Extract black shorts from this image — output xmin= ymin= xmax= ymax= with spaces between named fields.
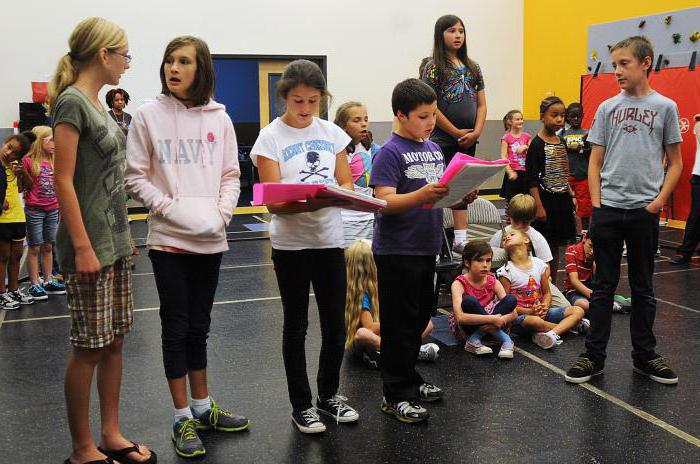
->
xmin=0 ymin=222 xmax=26 ymax=242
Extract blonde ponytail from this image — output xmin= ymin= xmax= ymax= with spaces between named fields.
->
xmin=48 ymin=17 xmax=127 ymax=114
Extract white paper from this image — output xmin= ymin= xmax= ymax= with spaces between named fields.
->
xmin=432 ymin=163 xmax=506 ymax=208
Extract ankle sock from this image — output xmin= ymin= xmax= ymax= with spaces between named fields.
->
xmin=191 ymin=396 xmax=212 ymax=417
xmin=174 ymin=406 xmax=193 ymax=425
xmin=454 ymin=229 xmax=467 ymax=245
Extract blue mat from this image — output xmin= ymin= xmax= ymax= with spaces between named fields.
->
xmin=429 ymin=314 xmax=459 ymax=346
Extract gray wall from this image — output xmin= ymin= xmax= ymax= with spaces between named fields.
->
xmin=587 ymin=6 xmax=700 ymax=73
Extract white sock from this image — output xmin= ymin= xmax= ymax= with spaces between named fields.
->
xmin=174 ymin=406 xmax=193 ymax=425
xmin=191 ymin=396 xmax=212 ymax=417
xmin=454 ymin=229 xmax=467 ymax=244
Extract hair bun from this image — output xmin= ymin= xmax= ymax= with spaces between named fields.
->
xmin=21 ymin=131 xmax=38 ymax=144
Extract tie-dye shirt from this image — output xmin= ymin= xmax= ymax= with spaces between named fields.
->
xmin=342 ymin=142 xmax=380 ymax=221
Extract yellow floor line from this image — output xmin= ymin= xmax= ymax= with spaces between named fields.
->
xmin=128 ymin=205 xmax=269 ymax=221
xmin=515 ymin=347 xmax=700 ymax=448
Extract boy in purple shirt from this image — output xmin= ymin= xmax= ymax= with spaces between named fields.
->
xmin=371 ymin=78 xmax=472 ymax=423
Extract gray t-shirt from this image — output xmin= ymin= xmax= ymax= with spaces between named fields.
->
xmin=588 ymin=91 xmax=682 ymax=209
xmin=53 ymin=87 xmax=132 ymax=272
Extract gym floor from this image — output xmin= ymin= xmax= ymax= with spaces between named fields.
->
xmin=0 ymin=208 xmax=698 ymax=463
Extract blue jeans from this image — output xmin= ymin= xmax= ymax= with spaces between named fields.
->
xmin=25 ymin=207 xmax=59 ymax=246
xmin=513 ymin=306 xmax=568 ymax=332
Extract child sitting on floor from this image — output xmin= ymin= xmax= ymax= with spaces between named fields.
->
xmin=497 ymin=230 xmax=586 ymax=349
xmin=345 ymin=239 xmax=438 ymax=369
xmin=449 ymin=240 xmax=518 ymax=359
xmin=564 ymin=234 xmax=627 ymax=313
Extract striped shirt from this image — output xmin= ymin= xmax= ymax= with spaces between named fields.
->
xmin=564 ymin=241 xmax=593 ymax=292
xmin=526 ymin=135 xmax=570 ymax=194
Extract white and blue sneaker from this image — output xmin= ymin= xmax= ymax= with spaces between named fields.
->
xmin=43 ymin=280 xmax=66 ymax=295
xmin=27 ymin=284 xmax=48 ymax=301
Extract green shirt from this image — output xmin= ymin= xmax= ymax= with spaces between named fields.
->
xmin=53 ymin=87 xmax=132 ymax=272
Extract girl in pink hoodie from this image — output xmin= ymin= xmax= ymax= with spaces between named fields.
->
xmin=125 ymin=36 xmax=247 ymax=459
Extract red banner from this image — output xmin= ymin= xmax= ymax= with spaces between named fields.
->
xmin=581 ymin=68 xmax=700 ymax=220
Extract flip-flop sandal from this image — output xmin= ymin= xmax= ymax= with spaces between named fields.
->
xmin=63 ymin=458 xmax=115 ymax=464
xmin=98 ymin=442 xmax=157 ymax=464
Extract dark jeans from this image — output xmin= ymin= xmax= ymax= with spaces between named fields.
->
xmin=149 ymin=250 xmax=223 ymax=379
xmin=585 ymin=206 xmax=659 ymax=363
xmin=677 ymin=175 xmax=700 ymax=257
xmin=461 ymin=294 xmax=517 ymax=329
xmin=271 ymin=248 xmax=346 ymax=412
xmin=375 ymin=254 xmax=435 ymax=403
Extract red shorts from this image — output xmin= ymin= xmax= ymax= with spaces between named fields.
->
xmin=570 ymin=177 xmax=592 ymax=219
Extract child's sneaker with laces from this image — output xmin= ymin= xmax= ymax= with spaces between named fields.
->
xmin=0 ymin=292 xmax=20 ymax=310
xmin=419 ymin=382 xmax=443 ymax=402
xmin=292 ymin=407 xmax=326 ymax=433
xmin=9 ymin=288 xmax=34 ymax=305
xmin=43 ymin=280 xmax=66 ymax=295
xmin=193 ymin=399 xmax=250 ymax=432
xmin=565 ymin=355 xmax=604 ymax=383
xmin=315 ymin=395 xmax=359 ymax=423
xmin=380 ymin=397 xmax=429 ymax=423
xmin=464 ymin=340 xmax=493 ymax=355
xmin=172 ymin=417 xmax=205 ymax=458
xmin=498 ymin=341 xmax=515 ymax=359
xmin=532 ymin=331 xmax=558 ymax=349
xmin=418 ymin=343 xmax=440 ymax=362
xmin=633 ymin=355 xmax=678 ymax=385
xmin=28 ymin=284 xmax=48 ymax=301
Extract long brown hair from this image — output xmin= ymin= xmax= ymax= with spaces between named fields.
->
xmin=160 ymin=36 xmax=215 ymax=107
xmin=430 ymin=15 xmax=478 ymax=84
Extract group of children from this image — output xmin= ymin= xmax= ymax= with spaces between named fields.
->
xmin=41 ymin=12 xmax=683 ymax=464
xmin=0 ymin=126 xmax=65 ymax=311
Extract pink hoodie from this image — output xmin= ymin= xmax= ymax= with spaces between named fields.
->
xmin=125 ymin=94 xmax=240 ymax=253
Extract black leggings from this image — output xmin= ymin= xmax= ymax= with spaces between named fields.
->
xmin=271 ymin=248 xmax=346 ymax=412
xmin=149 ymin=250 xmax=222 ymax=379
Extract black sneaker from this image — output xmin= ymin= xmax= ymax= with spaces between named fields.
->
xmin=292 ymin=407 xmax=326 ymax=434
xmin=565 ymin=355 xmax=604 ymax=383
xmin=669 ymin=254 xmax=691 ymax=265
xmin=380 ymin=397 xmax=429 ymax=423
xmin=633 ymin=355 xmax=679 ymax=385
xmin=315 ymin=395 xmax=359 ymax=423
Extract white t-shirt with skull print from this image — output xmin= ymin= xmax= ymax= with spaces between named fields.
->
xmin=251 ymin=117 xmax=351 ymax=250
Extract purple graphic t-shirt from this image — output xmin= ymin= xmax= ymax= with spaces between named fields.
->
xmin=23 ymin=157 xmax=59 ymax=210
xmin=370 ymin=133 xmax=444 ymax=256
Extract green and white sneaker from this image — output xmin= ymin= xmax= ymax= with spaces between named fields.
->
xmin=194 ymin=399 xmax=250 ymax=432
xmin=172 ymin=417 xmax=205 ymax=458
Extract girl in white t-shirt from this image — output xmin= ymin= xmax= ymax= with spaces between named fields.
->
xmin=496 ymin=230 xmax=585 ymax=350
xmin=333 ymin=101 xmax=381 ymax=247
xmin=251 ymin=60 xmax=359 ymax=434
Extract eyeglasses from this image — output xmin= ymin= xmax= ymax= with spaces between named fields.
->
xmin=109 ymin=50 xmax=132 ymax=64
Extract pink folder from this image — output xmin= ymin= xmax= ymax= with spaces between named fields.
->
xmin=253 ymin=183 xmax=386 ymax=213
xmin=424 ymin=153 xmax=508 ymax=208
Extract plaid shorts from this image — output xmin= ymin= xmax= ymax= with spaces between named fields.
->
xmin=66 ymin=257 xmax=134 ymax=349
